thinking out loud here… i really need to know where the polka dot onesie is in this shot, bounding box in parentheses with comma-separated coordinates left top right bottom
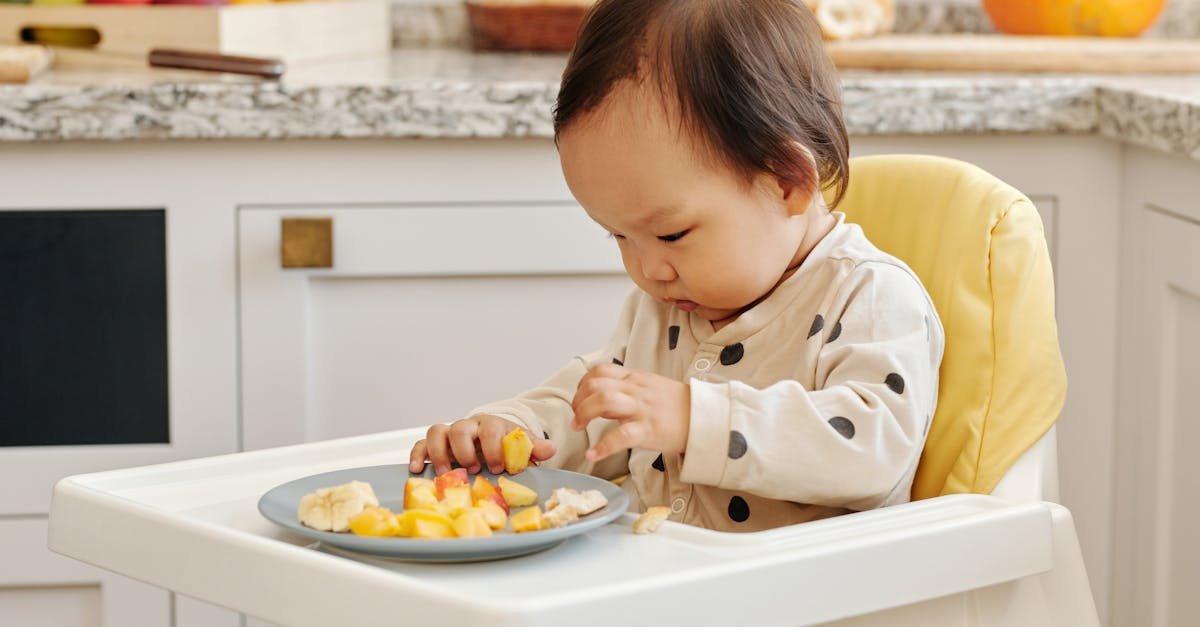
(470, 213, 945, 532)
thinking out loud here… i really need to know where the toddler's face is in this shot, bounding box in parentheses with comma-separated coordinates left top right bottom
(558, 84, 817, 328)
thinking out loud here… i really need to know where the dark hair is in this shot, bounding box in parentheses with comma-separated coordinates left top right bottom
(554, 0, 849, 207)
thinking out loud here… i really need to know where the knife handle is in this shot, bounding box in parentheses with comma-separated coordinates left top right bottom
(148, 48, 285, 78)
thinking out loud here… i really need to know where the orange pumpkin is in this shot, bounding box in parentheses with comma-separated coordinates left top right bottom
(982, 0, 1166, 38)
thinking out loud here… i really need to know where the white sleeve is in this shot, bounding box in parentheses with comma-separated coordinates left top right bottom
(465, 289, 643, 479)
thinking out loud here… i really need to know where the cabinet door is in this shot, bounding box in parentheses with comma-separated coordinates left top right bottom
(239, 203, 631, 450)
(1114, 149, 1200, 627)
(0, 207, 238, 517)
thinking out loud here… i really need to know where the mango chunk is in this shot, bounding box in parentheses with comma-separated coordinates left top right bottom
(501, 428, 534, 475)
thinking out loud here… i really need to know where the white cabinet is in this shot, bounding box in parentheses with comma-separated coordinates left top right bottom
(238, 202, 632, 449)
(1112, 146, 1200, 627)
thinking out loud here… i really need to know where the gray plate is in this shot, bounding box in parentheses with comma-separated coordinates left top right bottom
(258, 465, 630, 562)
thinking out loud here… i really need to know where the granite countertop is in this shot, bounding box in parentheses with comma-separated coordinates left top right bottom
(1, 48, 1198, 161)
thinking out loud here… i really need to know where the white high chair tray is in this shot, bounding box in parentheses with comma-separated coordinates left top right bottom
(49, 428, 1055, 627)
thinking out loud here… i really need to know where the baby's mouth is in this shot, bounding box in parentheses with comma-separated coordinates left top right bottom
(671, 299, 699, 312)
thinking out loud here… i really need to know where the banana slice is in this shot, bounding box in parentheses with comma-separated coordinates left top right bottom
(297, 480, 379, 532)
(545, 487, 608, 516)
(633, 506, 671, 535)
(809, 0, 894, 41)
(542, 503, 580, 529)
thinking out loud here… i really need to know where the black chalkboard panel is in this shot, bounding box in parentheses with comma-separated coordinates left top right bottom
(0, 210, 169, 447)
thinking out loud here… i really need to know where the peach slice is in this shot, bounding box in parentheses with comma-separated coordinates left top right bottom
(433, 468, 469, 499)
(498, 476, 538, 508)
(441, 486, 472, 517)
(451, 509, 493, 538)
(404, 478, 435, 509)
(511, 506, 544, 533)
(407, 510, 455, 539)
(471, 476, 510, 513)
(347, 506, 398, 537)
(405, 484, 439, 511)
(501, 428, 534, 475)
(474, 498, 508, 530)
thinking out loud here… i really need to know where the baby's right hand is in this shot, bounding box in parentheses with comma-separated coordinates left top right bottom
(408, 414, 557, 475)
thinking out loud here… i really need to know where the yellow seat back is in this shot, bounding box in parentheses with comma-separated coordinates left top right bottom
(825, 155, 1067, 499)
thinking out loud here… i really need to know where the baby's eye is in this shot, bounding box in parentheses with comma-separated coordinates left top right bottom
(606, 232, 626, 240)
(658, 229, 690, 243)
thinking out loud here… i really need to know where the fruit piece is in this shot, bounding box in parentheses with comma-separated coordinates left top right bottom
(982, 0, 1165, 38)
(498, 476, 538, 507)
(408, 510, 456, 539)
(405, 484, 439, 511)
(412, 517, 455, 539)
(475, 498, 508, 530)
(546, 487, 608, 516)
(404, 477, 435, 509)
(297, 480, 379, 532)
(471, 476, 510, 513)
(542, 503, 578, 529)
(394, 509, 453, 538)
(348, 506, 398, 537)
(441, 486, 473, 517)
(433, 468, 469, 499)
(452, 509, 493, 538)
(633, 506, 671, 535)
(501, 428, 534, 474)
(510, 506, 544, 533)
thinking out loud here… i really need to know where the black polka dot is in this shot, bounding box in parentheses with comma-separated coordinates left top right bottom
(885, 373, 905, 395)
(542, 431, 550, 440)
(612, 358, 624, 366)
(828, 416, 855, 439)
(668, 325, 680, 350)
(826, 321, 842, 343)
(807, 315, 824, 339)
(719, 343, 744, 366)
(652, 454, 665, 471)
(728, 431, 747, 459)
(728, 496, 750, 523)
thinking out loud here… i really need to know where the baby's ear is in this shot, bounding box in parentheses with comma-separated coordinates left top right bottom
(776, 142, 820, 216)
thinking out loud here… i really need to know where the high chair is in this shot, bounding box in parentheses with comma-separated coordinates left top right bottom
(45, 155, 1100, 627)
(821, 154, 1096, 625)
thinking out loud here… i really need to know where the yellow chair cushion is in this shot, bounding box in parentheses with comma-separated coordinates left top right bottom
(825, 155, 1067, 498)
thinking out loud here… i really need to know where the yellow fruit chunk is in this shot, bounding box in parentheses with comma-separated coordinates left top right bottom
(452, 509, 493, 538)
(441, 486, 472, 517)
(498, 476, 538, 507)
(348, 506, 398, 537)
(412, 518, 455, 539)
(406, 485, 439, 511)
(511, 506, 544, 533)
(404, 478, 434, 509)
(475, 498, 508, 530)
(408, 510, 456, 539)
(501, 428, 534, 475)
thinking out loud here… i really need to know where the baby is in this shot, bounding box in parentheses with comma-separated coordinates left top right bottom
(409, 0, 944, 531)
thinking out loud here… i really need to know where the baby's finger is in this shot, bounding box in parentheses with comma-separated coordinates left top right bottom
(531, 437, 557, 461)
(572, 376, 628, 426)
(573, 387, 638, 431)
(424, 424, 453, 475)
(587, 420, 649, 462)
(448, 421, 482, 473)
(408, 439, 428, 473)
(577, 362, 628, 392)
(477, 420, 507, 474)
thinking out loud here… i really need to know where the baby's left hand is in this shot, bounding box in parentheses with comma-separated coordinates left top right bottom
(571, 363, 690, 462)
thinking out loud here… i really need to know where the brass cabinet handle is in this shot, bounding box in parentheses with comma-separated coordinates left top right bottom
(280, 217, 333, 269)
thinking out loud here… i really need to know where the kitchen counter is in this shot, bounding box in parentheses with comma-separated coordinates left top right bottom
(1, 48, 1198, 160)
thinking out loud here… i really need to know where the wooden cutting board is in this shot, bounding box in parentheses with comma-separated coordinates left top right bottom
(826, 35, 1200, 73)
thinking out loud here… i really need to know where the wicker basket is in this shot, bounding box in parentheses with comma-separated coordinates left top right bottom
(465, 2, 590, 52)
